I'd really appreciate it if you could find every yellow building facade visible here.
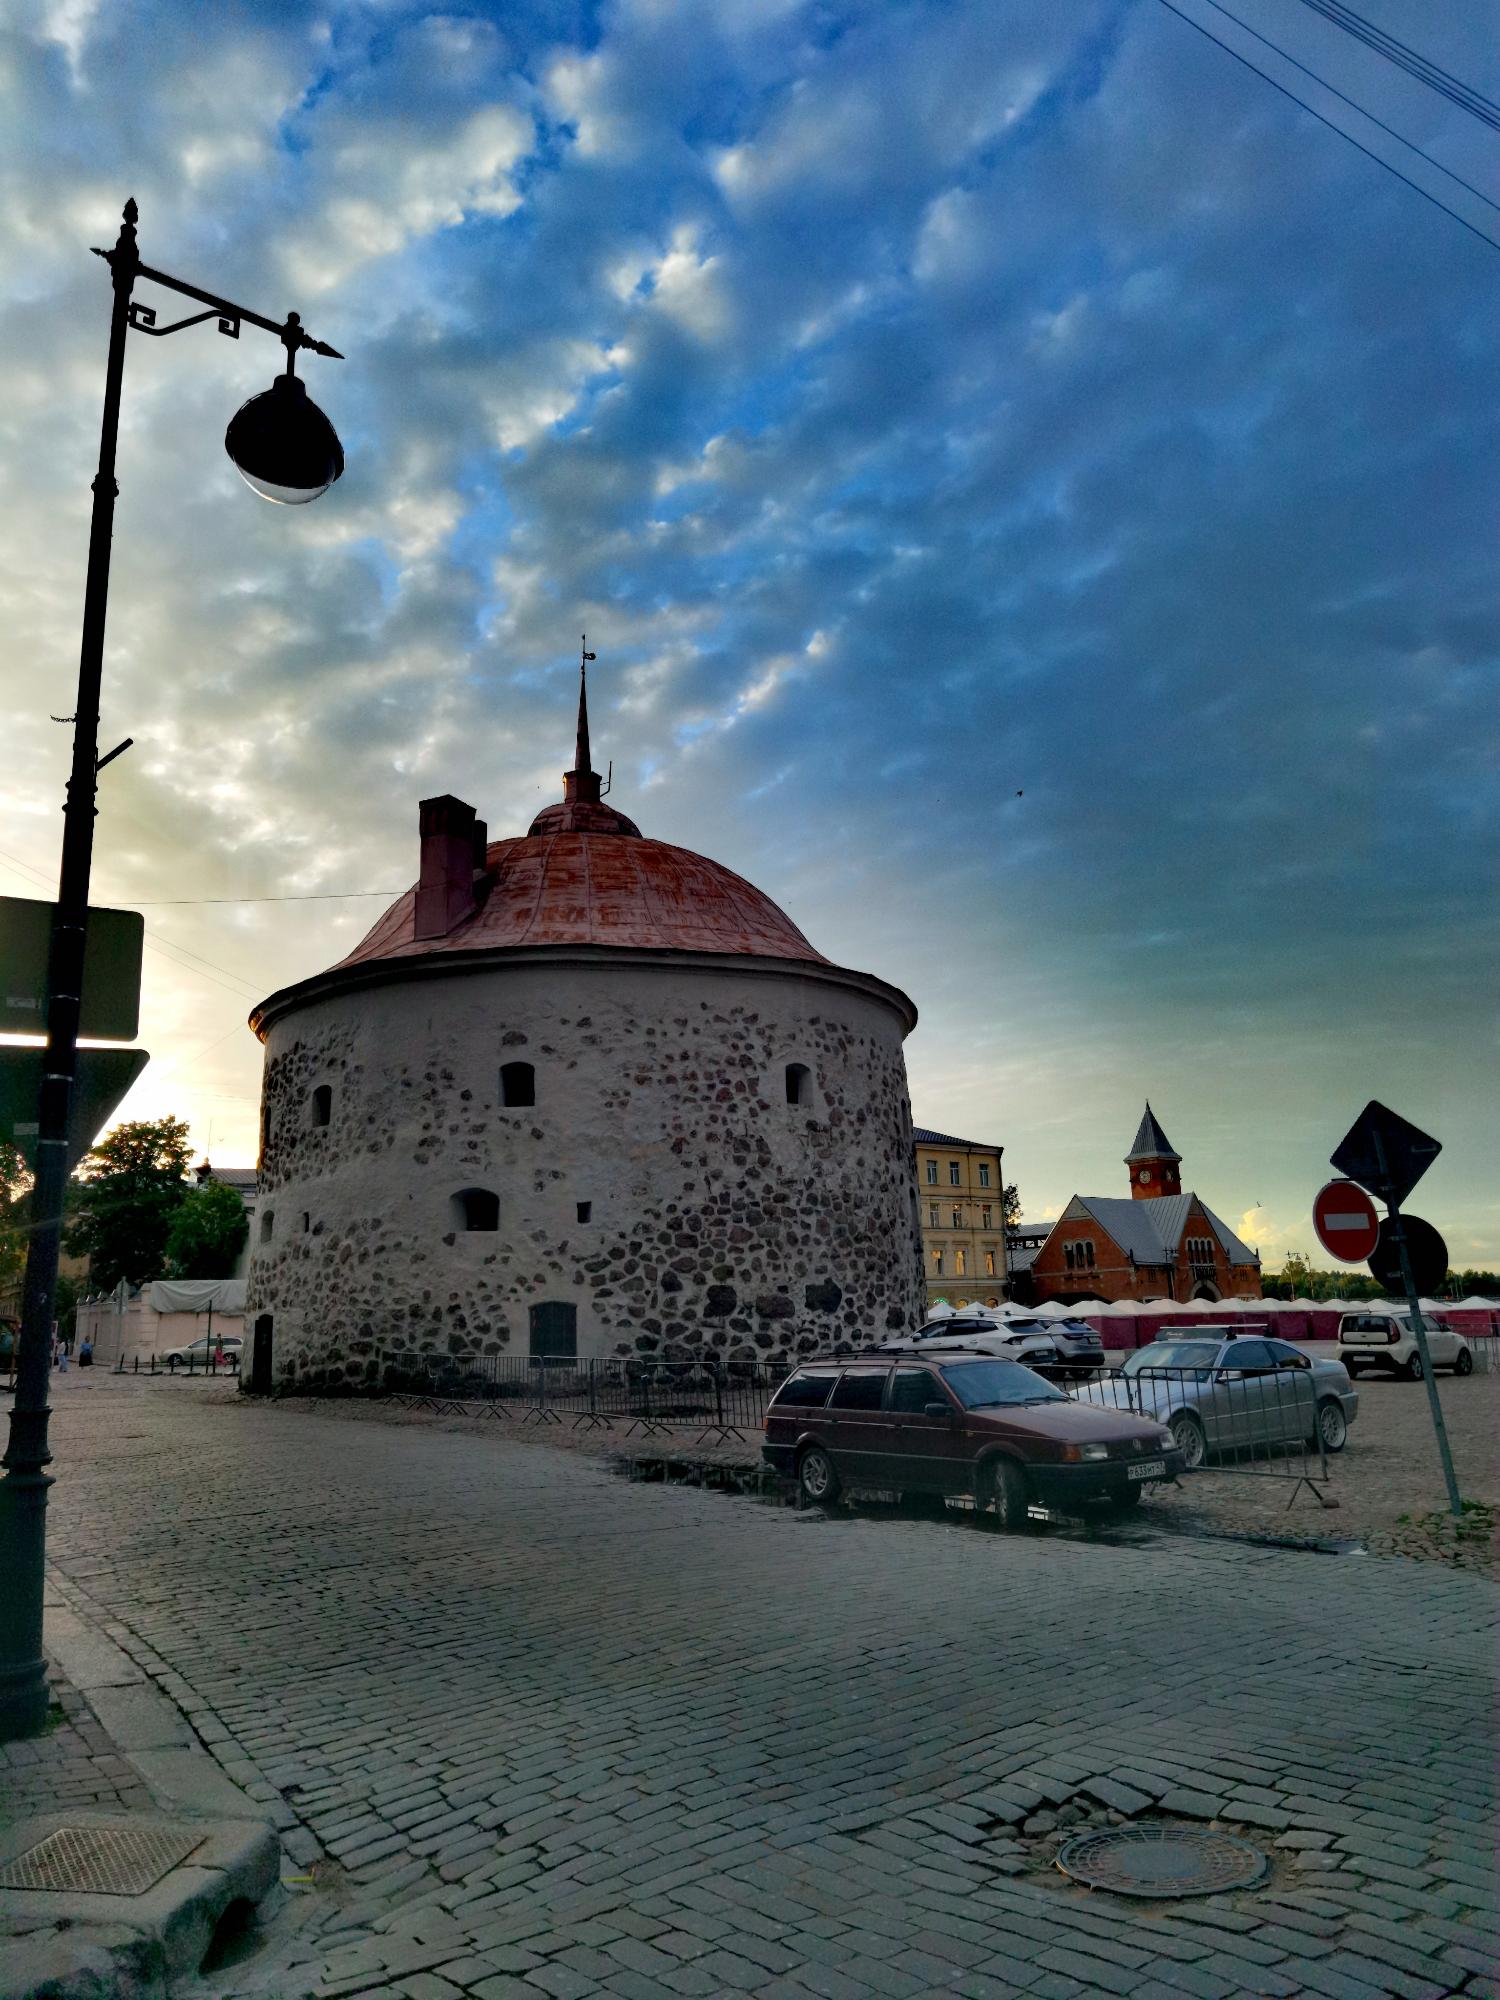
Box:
[913,1126,1008,1312]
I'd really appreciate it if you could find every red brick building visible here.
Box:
[1027,1106,1262,1305]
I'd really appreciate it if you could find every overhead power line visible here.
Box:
[1293,0,1500,132]
[1154,0,1500,254]
[1196,0,1500,215]
[125,890,404,905]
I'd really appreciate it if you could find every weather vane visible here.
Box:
[581,634,596,673]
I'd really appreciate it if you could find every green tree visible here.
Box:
[0,1142,29,1306]
[1002,1182,1022,1228]
[163,1178,248,1279]
[64,1117,192,1290]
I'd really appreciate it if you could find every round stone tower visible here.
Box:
[244,665,923,1390]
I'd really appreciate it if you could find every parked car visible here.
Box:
[1075,1331,1357,1467]
[897,1314,1105,1376]
[1337,1311,1472,1381]
[763,1351,1182,1526]
[160,1334,242,1371]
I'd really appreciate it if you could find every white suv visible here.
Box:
[1337,1311,1472,1382]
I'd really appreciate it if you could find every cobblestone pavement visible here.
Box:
[36,1372,1500,2000]
[0,1669,154,1822]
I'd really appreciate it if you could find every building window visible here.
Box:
[978,1164,991,1188]
[930,1249,943,1275]
[948,1161,961,1186]
[785,1063,812,1106]
[951,1206,962,1230]
[984,1250,996,1277]
[500,1061,535,1108]
[924,1159,938,1185]
[301,1212,310,1234]
[955,1248,967,1277]
[981,1204,992,1228]
[576,1201,592,1223]
[928,1204,938,1227]
[451,1187,500,1232]
[259,1209,273,1244]
[311,1084,332,1127]
[1065,1243,1075,1272]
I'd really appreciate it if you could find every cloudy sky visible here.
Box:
[2,0,1496,1268]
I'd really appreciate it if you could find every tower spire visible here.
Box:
[563,636,602,805]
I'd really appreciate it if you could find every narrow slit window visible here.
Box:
[576,1201,592,1223]
[500,1061,535,1108]
[785,1063,811,1105]
[452,1187,500,1232]
[301,1212,310,1234]
[311,1084,332,1127]
[260,1209,274,1244]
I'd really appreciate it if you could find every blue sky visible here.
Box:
[1,0,1496,1266]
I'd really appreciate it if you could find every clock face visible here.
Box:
[1138,1169,1151,1184]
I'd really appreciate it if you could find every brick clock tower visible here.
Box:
[1126,1103,1182,1201]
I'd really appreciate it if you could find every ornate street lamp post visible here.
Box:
[0,200,345,1740]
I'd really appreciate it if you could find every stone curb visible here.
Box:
[0,1590,279,2000]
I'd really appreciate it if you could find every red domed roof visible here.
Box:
[336,830,828,968]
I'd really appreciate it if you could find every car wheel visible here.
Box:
[1313,1399,1348,1454]
[797,1445,840,1507]
[1455,1348,1474,1376]
[985,1456,1031,1530]
[166,1356,179,1372]
[1169,1411,1206,1470]
[1405,1352,1424,1381]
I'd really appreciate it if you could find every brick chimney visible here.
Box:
[415,795,484,940]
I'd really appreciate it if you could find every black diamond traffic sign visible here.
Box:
[1330,1101,1441,1210]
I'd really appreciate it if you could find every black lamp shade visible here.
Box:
[224,373,344,505]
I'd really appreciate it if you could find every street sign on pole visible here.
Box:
[1312,1180,1379,1264]
[0,896,144,1041]
[1369,1215,1447,1299]
[1329,1101,1460,1518]
[1330,1100,1441,1210]
[0,1046,149,1172]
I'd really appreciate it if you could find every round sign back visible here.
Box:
[1368,1214,1448,1299]
[1312,1180,1379,1264]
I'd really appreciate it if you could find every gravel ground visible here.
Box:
[151,1346,1500,1572]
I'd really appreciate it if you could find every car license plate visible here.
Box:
[1128,1458,1166,1481]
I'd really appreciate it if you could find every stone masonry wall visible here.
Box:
[245,955,923,1390]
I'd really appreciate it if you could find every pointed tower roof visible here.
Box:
[1126,1102,1180,1164]
[527,639,643,838]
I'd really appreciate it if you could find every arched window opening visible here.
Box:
[311,1084,332,1127]
[785,1063,811,1106]
[500,1062,535,1108]
[451,1187,499,1233]
[259,1209,274,1244]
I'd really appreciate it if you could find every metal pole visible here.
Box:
[1369,1127,1462,1518]
[1390,1201,1463,1518]
[0,201,138,1740]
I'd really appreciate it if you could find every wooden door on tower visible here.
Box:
[529,1301,577,1361]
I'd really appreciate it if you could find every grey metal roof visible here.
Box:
[1125,1103,1180,1164]
[1064,1193,1259,1269]
[912,1127,1002,1152]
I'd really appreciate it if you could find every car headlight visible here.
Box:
[1062,1442,1111,1462]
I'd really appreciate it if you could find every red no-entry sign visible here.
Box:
[1313,1180,1380,1263]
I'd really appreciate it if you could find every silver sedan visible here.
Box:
[1074,1332,1358,1468]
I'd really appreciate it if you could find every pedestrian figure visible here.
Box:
[212,1339,225,1370]
[79,1335,94,1368]
[0,1322,15,1389]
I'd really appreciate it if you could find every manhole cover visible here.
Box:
[1056,1824,1268,1898]
[0,1825,205,1896]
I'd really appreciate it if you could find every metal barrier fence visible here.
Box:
[1468,1335,1500,1375]
[373,1355,790,1442]
[1076,1361,1338,1504]
[115,1350,240,1378]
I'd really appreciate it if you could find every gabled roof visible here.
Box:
[912,1127,1002,1152]
[1060,1193,1260,1269]
[1126,1102,1180,1163]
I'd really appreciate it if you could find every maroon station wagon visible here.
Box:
[763,1352,1184,1527]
